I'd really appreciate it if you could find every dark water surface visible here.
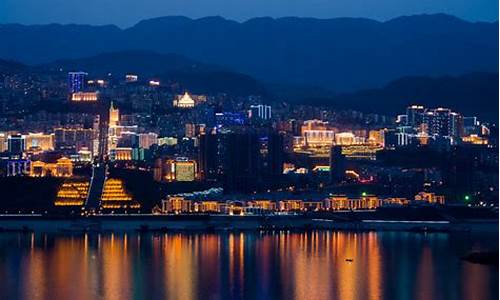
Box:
[0,231,497,300]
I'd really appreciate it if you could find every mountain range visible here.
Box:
[0,14,497,92]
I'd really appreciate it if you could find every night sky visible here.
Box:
[0,0,498,27]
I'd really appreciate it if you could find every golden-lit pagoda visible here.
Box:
[54,179,90,206]
[100,178,140,210]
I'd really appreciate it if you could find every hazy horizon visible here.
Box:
[1,0,498,28]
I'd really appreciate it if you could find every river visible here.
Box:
[0,231,497,300]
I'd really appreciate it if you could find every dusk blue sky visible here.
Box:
[0,0,498,27]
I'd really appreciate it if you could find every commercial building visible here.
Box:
[54,128,95,152]
[161,196,193,214]
[249,105,272,120]
[29,157,73,177]
[278,200,304,211]
[154,157,198,182]
[7,135,24,154]
[324,194,382,210]
[109,102,120,127]
[24,133,54,152]
[138,132,158,149]
[414,192,445,205]
[71,92,98,102]
[68,72,87,93]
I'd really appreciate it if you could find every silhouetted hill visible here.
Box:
[41,50,224,76]
[298,72,499,121]
[0,14,497,91]
[0,58,26,74]
[41,50,265,95]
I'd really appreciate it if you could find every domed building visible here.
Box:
[173,92,195,108]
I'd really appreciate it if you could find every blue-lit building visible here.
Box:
[249,105,272,120]
[68,71,88,93]
[215,112,246,127]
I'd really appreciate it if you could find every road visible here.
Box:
[85,107,110,212]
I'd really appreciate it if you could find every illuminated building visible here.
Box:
[368,130,385,147]
[396,114,408,124]
[6,159,30,176]
[158,137,178,146]
[24,133,54,152]
[161,196,193,214]
[125,74,138,82]
[71,92,98,102]
[110,147,133,161]
[173,92,195,108]
[0,133,7,152]
[414,192,445,205]
[303,201,323,211]
[382,198,409,206]
[109,102,120,127]
[54,128,95,152]
[173,92,207,108]
[215,112,246,127]
[54,179,90,206]
[7,134,24,154]
[463,117,480,135]
[300,120,335,147]
[223,201,245,215]
[324,194,382,210]
[194,201,221,213]
[185,123,206,138]
[335,132,364,145]
[423,108,463,141]
[398,105,467,146]
[138,132,158,149]
[155,158,198,182]
[396,126,415,146]
[279,200,304,211]
[68,71,87,93]
[341,144,382,160]
[406,105,425,127]
[462,134,488,145]
[249,105,272,120]
[312,165,330,172]
[108,125,138,138]
[283,163,295,174]
[100,178,140,210]
[77,148,93,162]
[149,80,160,86]
[29,157,73,177]
[246,200,276,211]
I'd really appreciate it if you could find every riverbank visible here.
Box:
[0,214,496,233]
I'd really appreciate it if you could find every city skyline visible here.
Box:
[0,1,497,299]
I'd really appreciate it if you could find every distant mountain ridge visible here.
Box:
[0,14,497,91]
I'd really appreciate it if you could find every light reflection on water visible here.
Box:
[0,231,497,300]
